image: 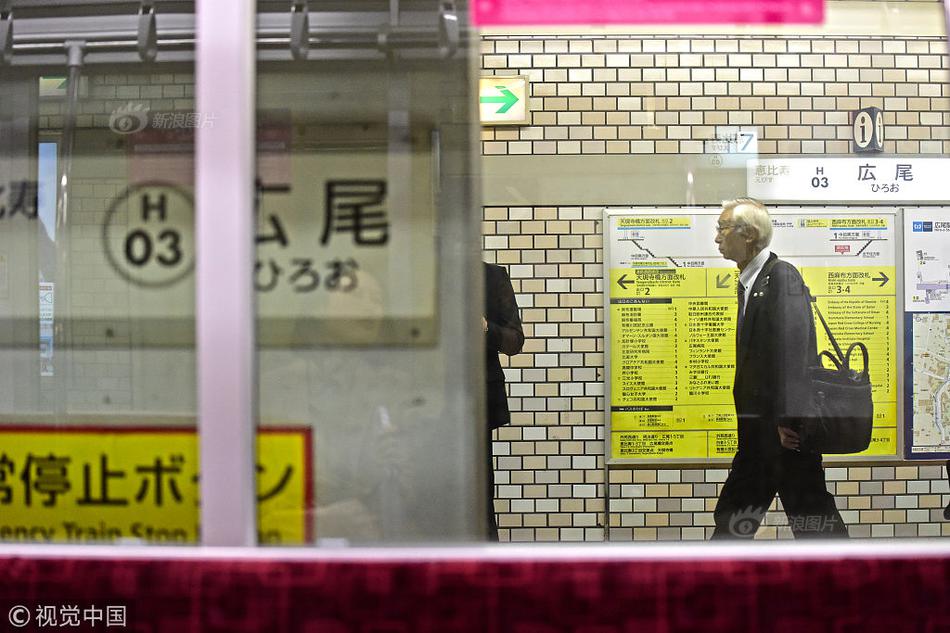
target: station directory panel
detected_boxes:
[604,207,900,464]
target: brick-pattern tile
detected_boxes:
[485,204,949,542]
[483,30,949,542]
[481,35,950,156]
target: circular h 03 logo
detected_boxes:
[102,182,195,288]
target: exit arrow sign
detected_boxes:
[480,86,519,114]
[479,76,529,126]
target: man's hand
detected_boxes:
[483,316,488,333]
[777,426,800,451]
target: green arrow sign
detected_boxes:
[39,76,68,98]
[480,86,519,114]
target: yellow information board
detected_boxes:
[0,426,312,544]
[605,210,899,463]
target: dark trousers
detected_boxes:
[711,449,849,540]
[486,424,498,541]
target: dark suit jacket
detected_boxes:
[485,262,524,429]
[734,253,817,456]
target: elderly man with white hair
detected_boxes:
[711,198,848,539]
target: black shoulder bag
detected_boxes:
[801,288,874,454]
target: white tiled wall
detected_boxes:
[481,31,950,541]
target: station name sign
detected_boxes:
[747,158,950,202]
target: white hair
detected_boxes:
[723,197,773,250]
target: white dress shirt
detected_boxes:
[738,247,772,316]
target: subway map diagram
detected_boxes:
[609,210,895,270]
[904,210,950,312]
[906,244,950,312]
[910,313,950,454]
[910,250,950,308]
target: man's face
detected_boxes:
[715,208,749,265]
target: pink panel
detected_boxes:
[1,551,949,631]
[472,0,824,26]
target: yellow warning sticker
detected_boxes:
[0,426,312,544]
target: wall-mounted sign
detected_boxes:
[904,211,950,313]
[102,183,195,289]
[38,76,88,99]
[704,126,759,168]
[853,107,884,153]
[472,0,823,26]
[0,425,312,544]
[905,311,950,460]
[705,127,758,155]
[603,208,899,464]
[903,209,950,460]
[748,158,950,202]
[479,76,529,126]
[62,122,437,347]
[253,124,438,346]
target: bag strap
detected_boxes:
[845,341,870,376]
[756,258,851,367]
[818,350,842,370]
[804,285,847,368]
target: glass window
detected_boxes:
[254,1,483,544]
[4,0,948,549]
[0,3,199,545]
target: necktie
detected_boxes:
[736,282,746,341]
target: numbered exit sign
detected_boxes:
[480,76,529,126]
[472,0,824,26]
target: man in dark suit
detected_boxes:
[711,198,848,539]
[484,261,524,541]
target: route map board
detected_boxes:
[903,208,950,459]
[604,208,899,464]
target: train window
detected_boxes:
[0,3,200,545]
[253,1,483,544]
[3,0,947,548]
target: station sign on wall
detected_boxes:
[472,0,824,26]
[57,118,439,347]
[748,158,950,203]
